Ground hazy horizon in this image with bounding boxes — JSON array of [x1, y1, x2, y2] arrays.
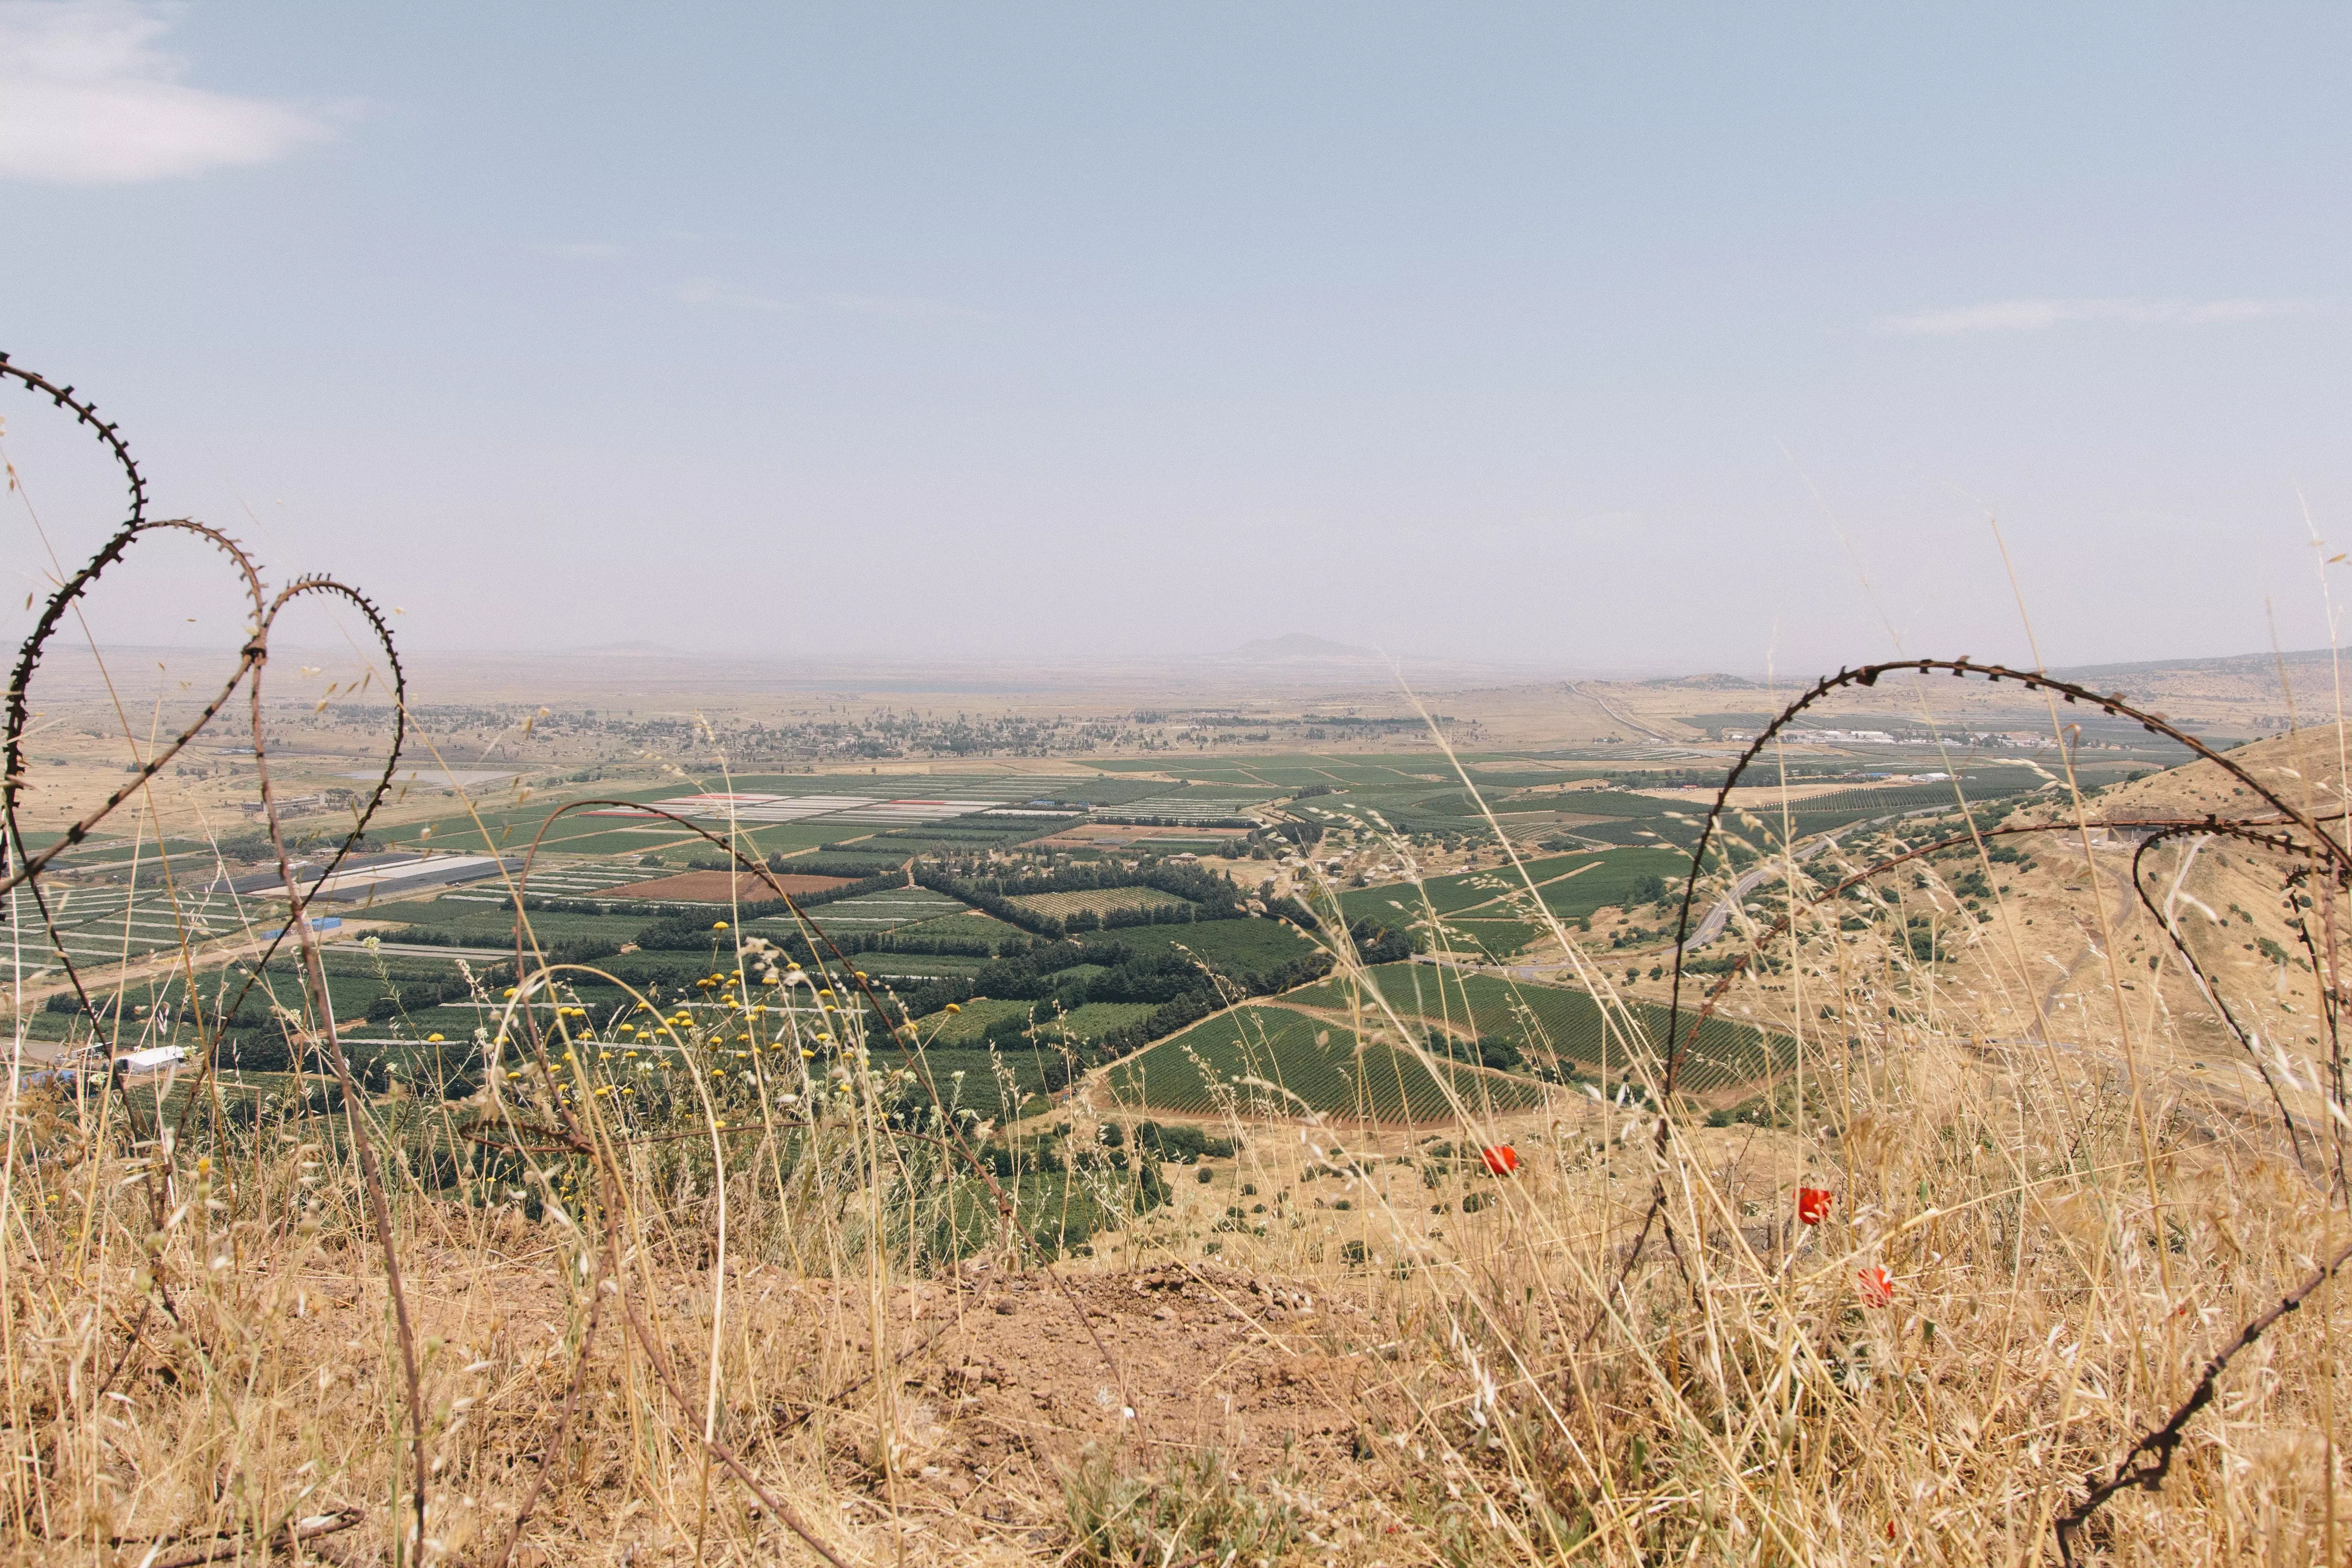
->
[[28, 629, 2352, 698]]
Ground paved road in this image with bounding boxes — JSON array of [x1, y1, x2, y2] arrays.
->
[[1676, 804, 1968, 951], [1676, 835, 1843, 949], [1568, 682, 1678, 743]]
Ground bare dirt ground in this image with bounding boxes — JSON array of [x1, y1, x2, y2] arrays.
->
[[861, 1263, 1388, 1522]]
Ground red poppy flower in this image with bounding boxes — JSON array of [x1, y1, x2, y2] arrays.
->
[[1796, 1187, 1834, 1226], [1857, 1265, 1894, 1307], [1480, 1144, 1519, 1176]]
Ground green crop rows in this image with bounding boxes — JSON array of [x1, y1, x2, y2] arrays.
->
[[1285, 963, 1791, 1097], [1102, 1004, 1548, 1124], [1075, 918, 1320, 978], [918, 998, 1158, 1047], [1333, 846, 1693, 956]]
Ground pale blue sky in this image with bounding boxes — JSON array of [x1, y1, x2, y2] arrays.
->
[[3, 2, 2348, 676]]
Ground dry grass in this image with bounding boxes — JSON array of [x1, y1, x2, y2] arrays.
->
[[12, 706, 2352, 1568]]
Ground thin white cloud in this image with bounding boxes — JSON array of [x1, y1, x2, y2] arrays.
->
[[1877, 296, 2323, 336], [678, 279, 994, 323], [544, 241, 623, 258], [0, 0, 336, 184]]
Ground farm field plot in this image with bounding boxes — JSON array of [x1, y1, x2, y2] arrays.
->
[[1341, 855, 1588, 918], [960, 777, 1176, 808], [512, 860, 672, 898], [1030, 823, 1250, 854], [1569, 818, 1702, 849], [772, 850, 916, 877], [1460, 766, 1613, 789], [1173, 766, 1351, 788], [1095, 790, 1276, 824], [564, 778, 1122, 849], [1502, 788, 1685, 819], [846, 828, 1047, 856], [1004, 886, 1193, 919], [416, 815, 847, 860], [1285, 794, 1523, 841], [0, 881, 315, 969], [955, 1006, 1147, 1044], [754, 888, 963, 933], [1523, 849, 1694, 919], [917, 999, 1037, 1043], [377, 901, 647, 949], [1774, 784, 2042, 841], [1102, 1004, 1548, 1123], [915, 998, 1155, 1046], [1077, 918, 1321, 978], [1056, 1001, 1159, 1039], [1337, 846, 1691, 931], [686, 824, 854, 857], [862, 954, 989, 981], [614, 869, 853, 904], [34, 835, 216, 869], [1087, 755, 1520, 788], [877, 911, 1033, 945], [1674, 778, 2040, 847], [19, 948, 539, 1066], [1286, 963, 1790, 1096], [1422, 916, 1548, 961], [1284, 775, 1709, 845], [381, 782, 681, 853], [505, 778, 1078, 846]]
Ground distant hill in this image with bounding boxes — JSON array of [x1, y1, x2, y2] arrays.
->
[[1221, 633, 1380, 661], [2050, 647, 2328, 682]]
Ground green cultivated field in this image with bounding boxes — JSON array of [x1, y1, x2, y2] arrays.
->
[[380, 770, 1128, 862], [861, 953, 990, 980], [1102, 1004, 1549, 1123], [757, 888, 964, 934], [1423, 917, 1547, 962], [25, 835, 216, 868], [879, 911, 1033, 945], [1077, 918, 1320, 978], [1286, 963, 1791, 1097], [382, 899, 648, 945], [1086, 755, 1506, 788], [776, 850, 920, 877], [917, 998, 1158, 1046], [1334, 846, 1693, 956]]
